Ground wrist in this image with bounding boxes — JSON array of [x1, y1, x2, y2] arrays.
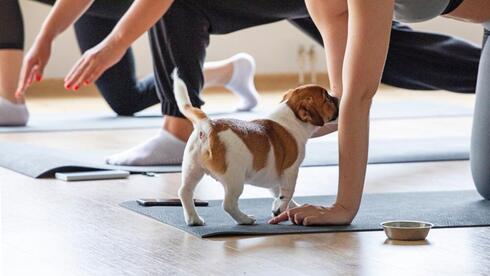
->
[[105, 32, 131, 53], [35, 31, 55, 46], [333, 201, 358, 220]]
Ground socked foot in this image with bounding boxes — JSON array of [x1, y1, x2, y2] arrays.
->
[[106, 129, 186, 166], [225, 53, 260, 111], [0, 97, 29, 126]]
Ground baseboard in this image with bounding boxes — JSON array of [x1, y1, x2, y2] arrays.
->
[[25, 79, 100, 98], [255, 73, 330, 92], [24, 73, 330, 98]]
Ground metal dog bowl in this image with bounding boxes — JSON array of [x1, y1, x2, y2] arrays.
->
[[381, 220, 433, 241]]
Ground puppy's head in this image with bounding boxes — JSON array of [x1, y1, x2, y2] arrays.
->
[[282, 84, 339, 126]]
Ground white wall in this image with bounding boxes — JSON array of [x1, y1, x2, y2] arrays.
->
[[21, 1, 483, 78]]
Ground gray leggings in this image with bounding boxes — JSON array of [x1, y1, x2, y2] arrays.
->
[[472, 25, 490, 199]]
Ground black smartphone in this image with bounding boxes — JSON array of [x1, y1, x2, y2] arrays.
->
[[136, 198, 209, 207]]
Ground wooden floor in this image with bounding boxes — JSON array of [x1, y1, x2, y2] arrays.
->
[[2, 86, 489, 275]]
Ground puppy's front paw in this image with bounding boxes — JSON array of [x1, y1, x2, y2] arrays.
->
[[272, 197, 291, 217], [186, 215, 205, 226], [272, 198, 282, 216], [272, 208, 282, 217], [236, 215, 256, 225]]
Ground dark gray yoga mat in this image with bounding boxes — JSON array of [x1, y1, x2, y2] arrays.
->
[[0, 141, 180, 178], [0, 101, 472, 133], [0, 136, 469, 178], [120, 190, 490, 238]]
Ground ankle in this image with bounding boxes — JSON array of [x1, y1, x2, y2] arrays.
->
[[203, 61, 234, 88], [0, 93, 24, 104], [163, 116, 193, 142]]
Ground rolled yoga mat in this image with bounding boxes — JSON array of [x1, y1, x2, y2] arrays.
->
[[120, 190, 490, 238], [0, 136, 469, 178], [0, 100, 472, 133]]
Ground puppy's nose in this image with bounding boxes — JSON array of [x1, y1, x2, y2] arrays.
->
[[272, 208, 281, 217]]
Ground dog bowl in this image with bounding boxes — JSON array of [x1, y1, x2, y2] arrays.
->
[[381, 220, 433, 241]]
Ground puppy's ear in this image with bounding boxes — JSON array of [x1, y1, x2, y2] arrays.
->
[[297, 97, 324, 126], [281, 89, 294, 103]]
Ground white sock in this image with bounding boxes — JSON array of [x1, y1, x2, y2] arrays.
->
[[0, 97, 29, 126], [106, 129, 186, 166], [225, 53, 260, 111]]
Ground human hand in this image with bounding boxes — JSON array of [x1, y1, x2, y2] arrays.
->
[[268, 203, 355, 226], [16, 37, 52, 97], [64, 39, 126, 91]]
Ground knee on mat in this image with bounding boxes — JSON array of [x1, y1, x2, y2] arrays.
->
[[108, 103, 137, 117], [471, 163, 490, 200]]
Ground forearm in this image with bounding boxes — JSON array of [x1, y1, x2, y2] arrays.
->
[[336, 0, 394, 213], [305, 0, 347, 97], [37, 0, 94, 42], [305, 0, 346, 138], [103, 0, 174, 49], [311, 122, 338, 138]]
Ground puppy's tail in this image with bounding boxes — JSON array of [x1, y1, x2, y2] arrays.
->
[[173, 69, 210, 127]]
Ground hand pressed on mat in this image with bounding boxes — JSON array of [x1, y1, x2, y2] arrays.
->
[[268, 203, 354, 226]]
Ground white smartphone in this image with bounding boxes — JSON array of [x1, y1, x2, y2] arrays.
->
[[55, 170, 130, 181]]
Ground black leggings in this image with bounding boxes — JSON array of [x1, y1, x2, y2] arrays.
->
[[0, 0, 159, 115], [74, 15, 158, 115], [0, 0, 482, 114]]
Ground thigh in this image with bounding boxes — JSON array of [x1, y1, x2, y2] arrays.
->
[[74, 14, 117, 52], [382, 21, 480, 92], [471, 29, 490, 199], [191, 0, 309, 34], [148, 0, 208, 115], [32, 0, 132, 19], [445, 0, 490, 23], [0, 0, 24, 49], [74, 14, 158, 115], [83, 0, 133, 19], [288, 17, 323, 45]]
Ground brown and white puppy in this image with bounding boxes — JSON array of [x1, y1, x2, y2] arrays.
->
[[173, 72, 339, 226]]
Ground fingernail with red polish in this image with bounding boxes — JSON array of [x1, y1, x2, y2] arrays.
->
[[84, 80, 89, 85], [36, 75, 41, 81], [65, 84, 71, 90], [74, 85, 79, 91]]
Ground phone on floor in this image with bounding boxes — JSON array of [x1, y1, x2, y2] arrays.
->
[[136, 198, 209, 207], [55, 170, 130, 181]]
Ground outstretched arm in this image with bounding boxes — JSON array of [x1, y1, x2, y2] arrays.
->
[[16, 0, 94, 95], [17, 0, 174, 95], [63, 0, 174, 89], [270, 0, 394, 225]]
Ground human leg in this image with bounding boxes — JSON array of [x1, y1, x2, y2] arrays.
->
[[106, 1, 209, 165], [471, 26, 490, 199], [384, 21, 480, 92], [204, 53, 259, 111], [288, 18, 480, 92], [106, 0, 310, 166], [0, 0, 28, 125], [74, 14, 159, 115]]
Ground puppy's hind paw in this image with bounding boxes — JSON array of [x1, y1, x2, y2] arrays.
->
[[186, 216, 205, 226], [237, 215, 256, 225]]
